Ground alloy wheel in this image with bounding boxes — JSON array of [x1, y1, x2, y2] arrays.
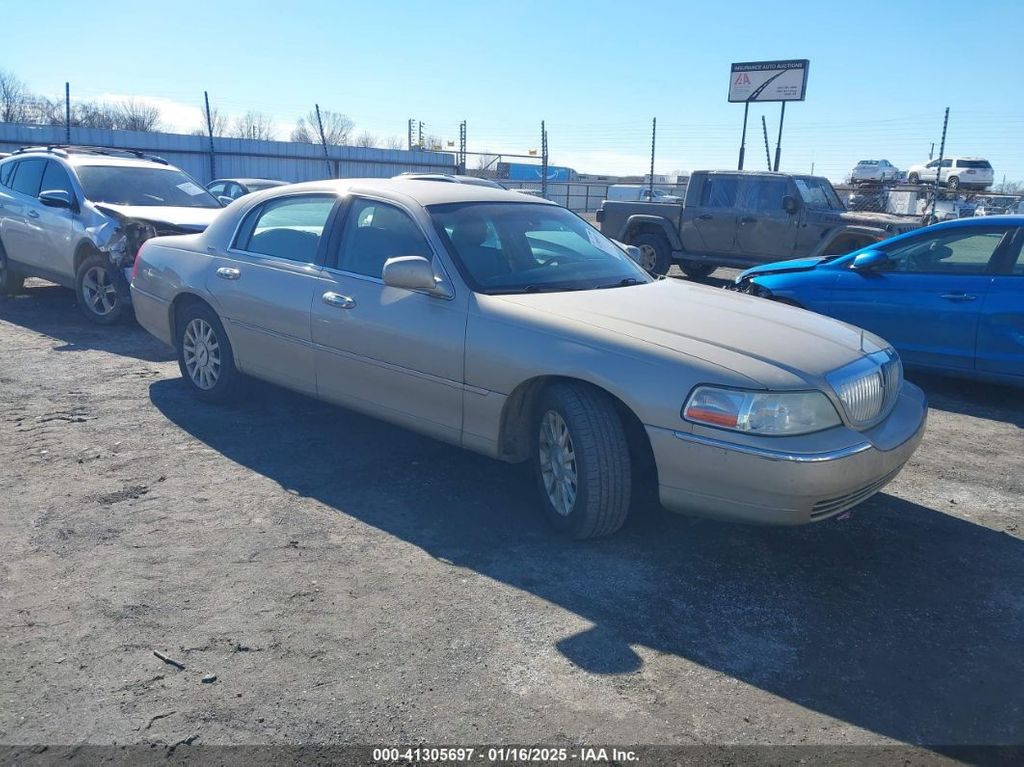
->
[[182, 318, 222, 390], [81, 266, 118, 316], [539, 410, 578, 517], [637, 244, 658, 272]]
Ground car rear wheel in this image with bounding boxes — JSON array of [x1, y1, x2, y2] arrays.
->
[[680, 261, 714, 279], [0, 244, 25, 295], [177, 302, 239, 403], [75, 254, 129, 324], [532, 382, 632, 539], [630, 232, 672, 276]]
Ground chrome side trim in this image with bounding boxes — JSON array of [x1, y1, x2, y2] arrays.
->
[[671, 429, 873, 463]]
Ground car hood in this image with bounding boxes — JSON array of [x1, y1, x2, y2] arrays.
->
[[737, 255, 834, 281], [488, 279, 888, 388], [95, 203, 222, 233]]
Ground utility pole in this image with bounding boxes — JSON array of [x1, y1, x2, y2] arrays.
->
[[761, 116, 772, 170], [649, 117, 656, 198], [408, 119, 414, 150], [458, 120, 467, 174], [64, 82, 71, 144], [929, 142, 935, 160], [540, 121, 549, 199], [203, 91, 216, 181], [773, 102, 786, 172], [314, 104, 332, 178], [418, 121, 424, 150], [929, 107, 950, 221], [737, 102, 749, 170]]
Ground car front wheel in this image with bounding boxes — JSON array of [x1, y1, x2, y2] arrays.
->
[[76, 254, 128, 324], [947, 176, 960, 189], [908, 172, 920, 184], [177, 302, 239, 402], [532, 383, 632, 539]]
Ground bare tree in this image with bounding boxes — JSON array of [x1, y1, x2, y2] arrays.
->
[[383, 135, 404, 150], [233, 110, 276, 141], [475, 153, 499, 172], [190, 106, 229, 137], [114, 98, 161, 132], [354, 131, 378, 148], [0, 69, 30, 123], [74, 101, 119, 130], [290, 109, 353, 145]]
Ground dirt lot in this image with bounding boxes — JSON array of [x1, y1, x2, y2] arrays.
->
[[1, 276, 1022, 750]]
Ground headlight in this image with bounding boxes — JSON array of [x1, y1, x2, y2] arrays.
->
[[682, 386, 841, 435]]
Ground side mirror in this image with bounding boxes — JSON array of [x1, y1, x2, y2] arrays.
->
[[782, 195, 799, 215], [382, 256, 439, 291], [851, 249, 889, 271], [217, 195, 234, 207], [611, 239, 643, 265], [39, 189, 72, 209]]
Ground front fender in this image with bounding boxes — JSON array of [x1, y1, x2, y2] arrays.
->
[[618, 214, 683, 250]]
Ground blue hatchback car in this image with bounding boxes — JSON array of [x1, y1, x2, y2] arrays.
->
[[732, 216, 1024, 386]]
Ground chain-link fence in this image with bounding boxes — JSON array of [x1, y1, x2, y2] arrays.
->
[[837, 181, 1023, 222]]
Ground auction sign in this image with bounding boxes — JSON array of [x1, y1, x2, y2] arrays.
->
[[728, 59, 809, 102]]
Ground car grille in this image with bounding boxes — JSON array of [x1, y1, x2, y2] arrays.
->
[[810, 467, 903, 520], [826, 350, 902, 427]]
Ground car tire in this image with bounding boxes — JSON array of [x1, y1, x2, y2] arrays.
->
[[630, 232, 672, 276], [531, 382, 632, 540], [176, 302, 239, 403], [680, 260, 714, 279], [947, 176, 960, 190], [908, 172, 920, 184], [0, 243, 25, 296], [75, 253, 129, 324]]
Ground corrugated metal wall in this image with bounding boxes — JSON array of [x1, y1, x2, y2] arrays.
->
[[0, 123, 456, 184]]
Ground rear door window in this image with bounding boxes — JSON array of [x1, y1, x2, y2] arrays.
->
[[699, 176, 739, 208], [235, 195, 336, 263], [11, 158, 45, 198]]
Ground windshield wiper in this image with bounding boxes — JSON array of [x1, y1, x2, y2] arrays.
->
[[596, 277, 643, 289]]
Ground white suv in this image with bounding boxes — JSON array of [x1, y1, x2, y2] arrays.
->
[[906, 156, 994, 190], [0, 146, 223, 323]]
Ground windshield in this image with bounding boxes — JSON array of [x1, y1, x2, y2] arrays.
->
[[77, 165, 222, 208], [793, 177, 843, 210], [430, 202, 652, 294]]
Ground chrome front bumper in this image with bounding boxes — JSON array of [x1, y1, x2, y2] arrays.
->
[[647, 382, 928, 525]]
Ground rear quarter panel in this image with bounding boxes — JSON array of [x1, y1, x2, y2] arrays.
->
[[131, 234, 216, 346]]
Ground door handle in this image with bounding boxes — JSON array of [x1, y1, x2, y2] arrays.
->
[[940, 292, 977, 302], [27, 209, 40, 219], [697, 214, 713, 221], [216, 267, 241, 280], [322, 291, 355, 309], [739, 216, 757, 224]]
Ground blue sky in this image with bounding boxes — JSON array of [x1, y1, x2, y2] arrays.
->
[[5, 0, 1024, 181]]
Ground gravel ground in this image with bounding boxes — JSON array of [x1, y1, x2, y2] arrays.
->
[[0, 278, 1021, 750]]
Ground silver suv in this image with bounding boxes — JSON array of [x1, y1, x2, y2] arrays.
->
[[0, 146, 223, 323]]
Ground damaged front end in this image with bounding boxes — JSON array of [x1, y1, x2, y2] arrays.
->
[[90, 207, 194, 301]]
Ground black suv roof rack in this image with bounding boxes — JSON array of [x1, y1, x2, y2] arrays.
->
[[14, 145, 169, 165]]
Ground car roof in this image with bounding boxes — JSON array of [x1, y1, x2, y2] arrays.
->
[[256, 177, 557, 206], [214, 177, 287, 186]]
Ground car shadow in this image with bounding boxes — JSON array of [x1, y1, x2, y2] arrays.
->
[[0, 282, 175, 363], [150, 376, 1024, 747], [908, 370, 1023, 429]]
